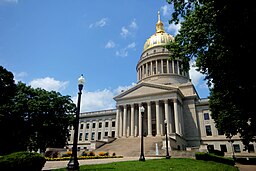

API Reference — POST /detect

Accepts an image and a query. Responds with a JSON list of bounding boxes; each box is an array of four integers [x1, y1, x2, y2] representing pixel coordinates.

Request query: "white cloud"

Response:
[[120, 26, 129, 38], [120, 19, 138, 38], [166, 23, 181, 36], [89, 18, 108, 28], [0, 0, 18, 4], [105, 40, 116, 49], [127, 42, 136, 49], [72, 83, 136, 112], [129, 19, 138, 29], [29, 77, 69, 92], [189, 61, 205, 86], [116, 42, 136, 57], [161, 5, 172, 17], [14, 71, 28, 83]]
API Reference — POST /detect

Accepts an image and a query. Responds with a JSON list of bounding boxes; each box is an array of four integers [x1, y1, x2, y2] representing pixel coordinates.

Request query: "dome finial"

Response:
[[156, 11, 165, 33], [158, 10, 161, 22]]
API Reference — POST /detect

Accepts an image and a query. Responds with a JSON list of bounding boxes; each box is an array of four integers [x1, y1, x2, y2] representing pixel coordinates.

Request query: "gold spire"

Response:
[[156, 11, 165, 33]]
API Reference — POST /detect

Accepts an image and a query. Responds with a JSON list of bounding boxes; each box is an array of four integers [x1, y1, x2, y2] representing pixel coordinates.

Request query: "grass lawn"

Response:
[[53, 158, 239, 171]]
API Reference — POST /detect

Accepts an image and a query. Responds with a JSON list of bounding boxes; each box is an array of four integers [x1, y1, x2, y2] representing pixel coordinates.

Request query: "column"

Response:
[[173, 99, 181, 135], [119, 108, 123, 137], [159, 104, 164, 135], [150, 61, 153, 76], [115, 107, 119, 138], [123, 105, 127, 137], [88, 121, 93, 141], [167, 60, 169, 73], [131, 104, 135, 137], [179, 104, 184, 136], [156, 60, 158, 74], [108, 119, 112, 137], [146, 63, 148, 76], [177, 61, 180, 75], [102, 120, 105, 139], [164, 100, 170, 135], [155, 101, 161, 136], [95, 120, 99, 140], [169, 104, 173, 133], [127, 107, 131, 136], [147, 102, 152, 136], [134, 106, 138, 136], [161, 59, 164, 74], [139, 103, 142, 137]]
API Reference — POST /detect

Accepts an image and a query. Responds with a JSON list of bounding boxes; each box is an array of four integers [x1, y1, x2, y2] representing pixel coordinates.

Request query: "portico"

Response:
[[114, 82, 184, 138]]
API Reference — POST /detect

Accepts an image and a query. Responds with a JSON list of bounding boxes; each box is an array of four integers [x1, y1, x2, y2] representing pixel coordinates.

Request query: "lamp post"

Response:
[[164, 120, 170, 159], [228, 139, 236, 161], [139, 106, 145, 161], [67, 74, 85, 171]]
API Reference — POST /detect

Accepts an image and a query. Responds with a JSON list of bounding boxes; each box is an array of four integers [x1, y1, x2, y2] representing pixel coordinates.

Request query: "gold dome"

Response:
[[143, 11, 174, 51]]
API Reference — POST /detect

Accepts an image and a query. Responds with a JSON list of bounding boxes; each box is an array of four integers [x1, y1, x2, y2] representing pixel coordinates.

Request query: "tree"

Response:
[[165, 0, 256, 148], [13, 82, 76, 153], [0, 66, 76, 155], [0, 66, 18, 155]]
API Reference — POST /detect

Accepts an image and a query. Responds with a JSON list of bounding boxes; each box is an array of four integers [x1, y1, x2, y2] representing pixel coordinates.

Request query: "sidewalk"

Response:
[[235, 163, 256, 171], [42, 157, 160, 170], [42, 157, 256, 171]]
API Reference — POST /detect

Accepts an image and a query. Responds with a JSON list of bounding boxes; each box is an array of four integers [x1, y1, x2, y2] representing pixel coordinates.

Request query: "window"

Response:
[[248, 144, 255, 152], [85, 133, 88, 141], [205, 125, 212, 136], [207, 145, 214, 152], [233, 144, 241, 153], [105, 122, 109, 127], [112, 121, 115, 127], [91, 132, 95, 140], [105, 132, 108, 137], [86, 123, 89, 129], [217, 129, 224, 135], [98, 132, 101, 140], [112, 131, 115, 137], [220, 145, 227, 152], [92, 123, 96, 128], [68, 134, 71, 141], [80, 124, 84, 129], [204, 113, 210, 120], [99, 122, 102, 128], [79, 133, 83, 141]]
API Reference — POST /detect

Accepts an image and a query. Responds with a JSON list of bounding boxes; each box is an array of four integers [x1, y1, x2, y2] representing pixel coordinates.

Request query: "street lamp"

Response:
[[228, 139, 236, 161], [164, 120, 170, 159], [67, 74, 85, 171], [139, 106, 145, 161]]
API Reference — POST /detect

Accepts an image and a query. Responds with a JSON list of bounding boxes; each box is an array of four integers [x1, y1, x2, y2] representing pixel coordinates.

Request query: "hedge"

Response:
[[195, 152, 235, 166], [0, 151, 46, 171]]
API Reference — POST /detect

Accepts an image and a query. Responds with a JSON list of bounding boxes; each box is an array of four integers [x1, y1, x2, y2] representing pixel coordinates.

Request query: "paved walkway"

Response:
[[42, 157, 160, 170], [235, 163, 256, 171], [42, 157, 256, 171]]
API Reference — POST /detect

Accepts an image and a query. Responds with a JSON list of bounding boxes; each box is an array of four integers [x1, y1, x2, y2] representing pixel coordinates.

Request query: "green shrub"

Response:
[[210, 150, 224, 157], [81, 151, 88, 156], [0, 151, 46, 171], [195, 152, 235, 166], [88, 151, 95, 156]]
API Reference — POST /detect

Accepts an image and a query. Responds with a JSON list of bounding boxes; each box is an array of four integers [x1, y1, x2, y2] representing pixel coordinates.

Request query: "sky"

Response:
[[0, 0, 210, 112]]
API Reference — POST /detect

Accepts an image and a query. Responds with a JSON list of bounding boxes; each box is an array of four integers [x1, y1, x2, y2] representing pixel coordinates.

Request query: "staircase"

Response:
[[93, 136, 196, 158], [94, 136, 164, 157]]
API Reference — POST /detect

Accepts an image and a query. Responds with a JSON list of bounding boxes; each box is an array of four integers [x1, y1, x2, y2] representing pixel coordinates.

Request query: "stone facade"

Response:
[[67, 12, 256, 157]]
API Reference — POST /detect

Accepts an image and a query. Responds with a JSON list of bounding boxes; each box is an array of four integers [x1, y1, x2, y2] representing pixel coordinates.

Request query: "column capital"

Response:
[[147, 101, 151, 105], [164, 99, 169, 103], [155, 100, 159, 105]]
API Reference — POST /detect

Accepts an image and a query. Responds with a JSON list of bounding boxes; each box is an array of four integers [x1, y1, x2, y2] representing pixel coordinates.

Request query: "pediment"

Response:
[[114, 82, 177, 100]]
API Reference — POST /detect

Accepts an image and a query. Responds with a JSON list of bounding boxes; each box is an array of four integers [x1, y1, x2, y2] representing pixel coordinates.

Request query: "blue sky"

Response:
[[0, 0, 209, 112]]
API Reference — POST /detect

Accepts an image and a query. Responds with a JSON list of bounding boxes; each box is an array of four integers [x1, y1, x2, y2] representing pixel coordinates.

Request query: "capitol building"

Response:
[[68, 12, 256, 157]]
